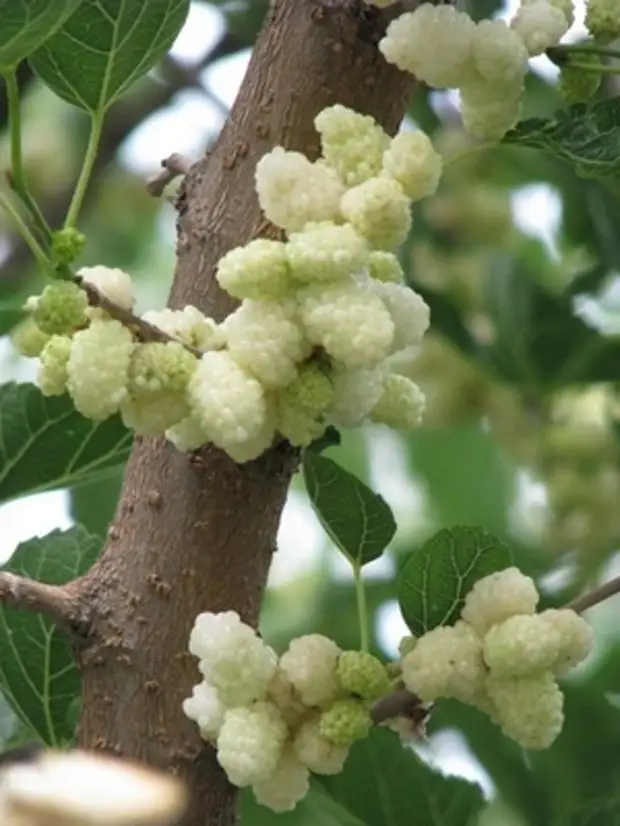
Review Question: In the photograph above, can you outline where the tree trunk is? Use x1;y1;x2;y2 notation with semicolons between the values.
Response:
75;2;414;824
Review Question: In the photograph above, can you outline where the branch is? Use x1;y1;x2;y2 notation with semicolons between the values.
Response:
0;572;79;631
564;574;620;613
78;279;203;357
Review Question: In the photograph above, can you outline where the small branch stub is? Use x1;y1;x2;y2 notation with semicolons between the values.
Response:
146;153;194;198
0;572;78;631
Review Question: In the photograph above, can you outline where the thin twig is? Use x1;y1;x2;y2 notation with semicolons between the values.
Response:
564;574;620;614
0;572;78;630
78;279;203;358
146;153;194;197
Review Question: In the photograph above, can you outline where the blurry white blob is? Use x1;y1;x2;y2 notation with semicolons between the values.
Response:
573;274;620;337
0;749;187;826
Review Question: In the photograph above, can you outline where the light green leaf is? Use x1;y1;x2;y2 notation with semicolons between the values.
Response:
502;98;620;179
29;0;190;113
302;452;396;568
398;526;512;637
0;0;83;70
0;526;102;746
322;728;485;826
0;382;132;506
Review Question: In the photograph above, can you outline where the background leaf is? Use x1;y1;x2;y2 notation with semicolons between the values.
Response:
0;0;82;70
302;452;396;568
0;526;102;746
322;728;485;826
29;0;190;113
503;99;620;179
398;526;512;636
0;382;132;506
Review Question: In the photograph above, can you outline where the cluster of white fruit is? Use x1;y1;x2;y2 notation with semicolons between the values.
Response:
400;567;594;749
366;0;619;140
183;569;593;811
183;611;392;812
13;103;439;462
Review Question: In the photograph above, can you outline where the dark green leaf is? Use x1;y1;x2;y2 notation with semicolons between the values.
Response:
398;526;512;636
29;0;189;113
302;452;396;568
412;285;479;357
554;795;620;826
0;382;132;506
0;307;25;336
0;526;102;746
322;728;485;826
241;781;367;826
0;0;82;70
70;469;124;538
503;99;620;179
483;256;620;387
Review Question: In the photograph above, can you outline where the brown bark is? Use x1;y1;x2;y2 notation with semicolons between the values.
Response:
74;2;414;825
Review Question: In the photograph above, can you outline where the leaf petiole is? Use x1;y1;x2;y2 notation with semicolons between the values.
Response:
64;108;105;228
0;192;51;272
354;564;369;653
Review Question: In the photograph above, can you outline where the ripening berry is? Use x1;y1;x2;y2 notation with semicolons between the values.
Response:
37;335;72;397
336;651;390;700
585;0;620;42
401;621;486;704
368;251;404;284
329;365;386;427
11;317;50;358
510;1;570;56
471;19;529;85
142;306;225;351
319;698;372;746
382;131;443;202
216;702;288;787
165;412;210;453
78;265;135;311
540;608;594;674
66;320;135;420
287;222;369;284
531;0;574;25
267;667;308;729
460;76;523;140
340;177;411;250
182;681;225;741
252;746;310;813
127;341;196;397
372;281;430;352
294;715;349;775
277;360;333;447
216;239;293;301
255;147;344;232
486;671;564;749
558;56;602;104
314;104;390;187
280;635;342;707
224;299;308;389
189;611;277;706
224;399;278;464
461;568;539;635
32;281;88;335
379;5;477;89
188;350;268;453
482;614;562;679
370;373;426;430
299;280;395;370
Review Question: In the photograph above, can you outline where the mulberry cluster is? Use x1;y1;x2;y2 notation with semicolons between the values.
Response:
183;613;390;811
399;568;594;750
376;1;574;140
14;104;436;462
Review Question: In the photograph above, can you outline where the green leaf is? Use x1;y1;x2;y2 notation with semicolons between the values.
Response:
554;795;620;826
29;0;190;113
240;781;367;826
483;256;620;387
503;99;620;179
0;526;102;746
70;469;124;538
302;452;396;568
0;0;82;70
398;526;512;636
0;382;132;506
322;728;485;826
0;307;26;336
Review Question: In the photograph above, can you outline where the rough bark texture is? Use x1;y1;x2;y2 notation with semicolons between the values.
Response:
75;2;414;825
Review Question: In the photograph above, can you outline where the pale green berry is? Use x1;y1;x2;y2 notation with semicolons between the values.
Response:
585;0;620;42
558;56;602;105
33;281;88;335
368;251;404;284
51;227;87;265
337;651;390;700
11;317;50;358
37;335;72;396
277;361;333;447
127;341;197;398
319;698;372;746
